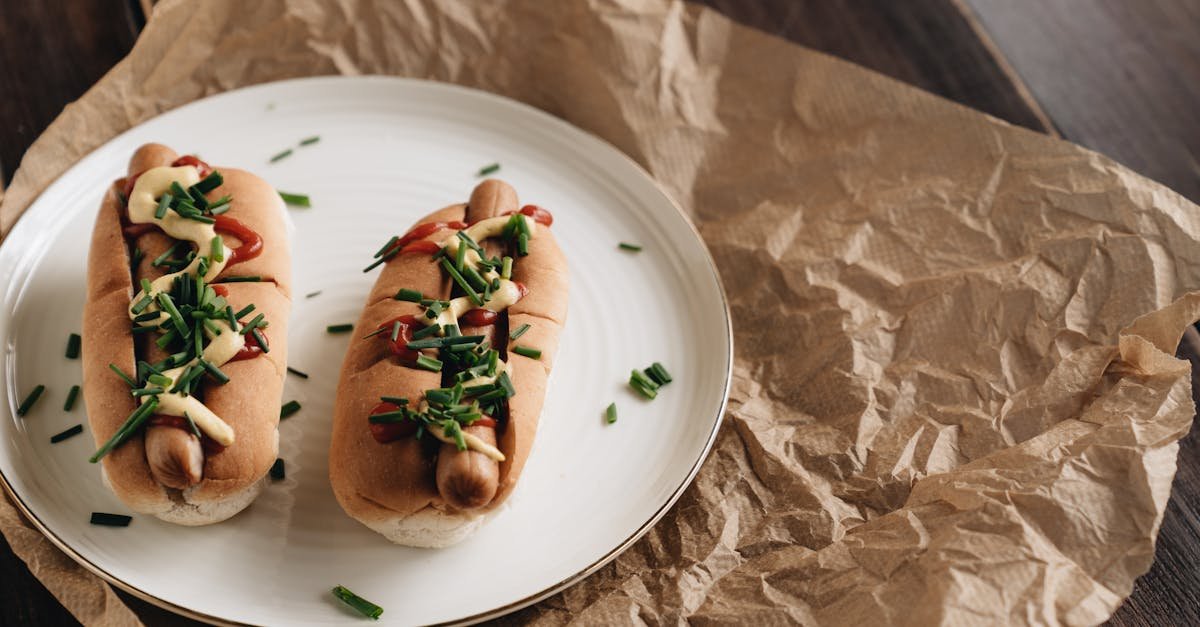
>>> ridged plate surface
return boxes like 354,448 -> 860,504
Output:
0,77 -> 731,626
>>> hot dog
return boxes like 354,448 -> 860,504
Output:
81,143 -> 291,525
329,179 -> 566,546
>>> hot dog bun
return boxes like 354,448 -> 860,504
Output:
81,143 -> 290,525
330,180 -> 567,546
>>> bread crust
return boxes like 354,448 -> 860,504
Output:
330,181 -> 567,544
82,143 -> 290,523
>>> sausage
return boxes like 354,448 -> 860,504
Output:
432,180 -> 514,510
124,144 -> 209,490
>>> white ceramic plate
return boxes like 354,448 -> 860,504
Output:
0,77 -> 730,626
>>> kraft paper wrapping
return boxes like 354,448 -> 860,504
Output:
2,1 -> 1199,625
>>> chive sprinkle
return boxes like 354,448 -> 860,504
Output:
476,162 -> 501,177
90,397 -> 159,463
220,276 -> 263,283
501,256 -> 513,280
286,366 -> 310,379
63,385 -> 81,412
509,323 -> 531,340
89,512 -> 132,527
269,458 -> 286,480
415,354 -> 443,372
332,585 -> 383,620
16,385 -> 45,417
618,242 -> 643,252
395,288 -> 423,302
327,323 -> 354,334
300,136 -> 320,146
512,345 -> 542,360
629,369 -> 660,400
605,402 -> 618,424
154,193 -> 171,219
280,400 -> 301,419
278,191 -> 312,207
270,148 -> 293,163
65,333 -> 81,359
305,290 -> 322,299
645,362 -> 673,385
108,364 -> 136,388
51,424 -> 83,444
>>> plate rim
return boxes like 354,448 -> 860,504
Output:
0,75 -> 733,626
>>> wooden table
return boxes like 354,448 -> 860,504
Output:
1,1 -> 1196,624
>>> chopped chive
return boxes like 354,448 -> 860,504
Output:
193,170 -> 224,194
509,323 -> 531,340
240,313 -> 266,335
300,136 -> 320,146
131,386 -> 164,398
646,362 -> 673,385
629,370 -> 660,399
16,385 -> 46,416
208,195 -> 233,213
184,213 -> 216,224
361,326 -> 390,340
63,385 -> 81,412
156,293 -> 188,336
51,424 -> 83,443
455,240 -> 467,270
326,323 -> 354,334
65,333 -> 81,359
280,400 -> 301,419
200,359 -> 230,384
225,306 -> 239,331
89,512 -> 132,527
130,247 -> 144,270
618,242 -> 643,252
394,288 -> 423,302
170,181 -> 189,203
286,366 -> 309,379
517,232 -> 529,256
460,264 -> 489,292
109,364 -> 136,388
373,236 -> 400,259
368,410 -> 408,422
605,402 -> 618,424
151,242 -> 186,268
184,412 -> 202,439
497,371 -> 516,398
456,230 -> 484,255
251,328 -> 270,353
390,321 -> 402,343
147,373 -> 172,387
278,191 -> 311,207
501,256 -> 513,280
90,397 -> 158,463
438,258 -> 483,306
154,193 -> 172,219
305,290 -> 322,299
220,276 -> 262,283
332,585 -> 383,620
512,345 -> 542,360
476,162 -> 501,177
269,458 -> 286,480
235,304 -> 256,319
270,148 -> 293,163
210,236 -> 224,263
380,396 -> 409,405
130,294 -> 153,315
415,354 -> 443,372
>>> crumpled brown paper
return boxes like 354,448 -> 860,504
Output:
2,0 -> 1199,625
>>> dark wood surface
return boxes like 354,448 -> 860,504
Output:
1,1 -> 1197,625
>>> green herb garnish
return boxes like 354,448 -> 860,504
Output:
63,385 -> 81,412
287,366 -> 309,379
90,396 -> 159,463
476,162 -> 501,177
65,333 -> 81,359
332,585 -> 383,620
512,345 -> 541,360
605,402 -> 617,424
509,323 -> 531,340
280,400 -> 301,419
270,148 -> 293,163
89,512 -> 132,527
278,191 -> 311,207
269,458 -> 286,480
300,136 -> 320,146
619,242 -> 643,252
16,385 -> 45,416
51,424 -> 83,444
326,323 -> 354,334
